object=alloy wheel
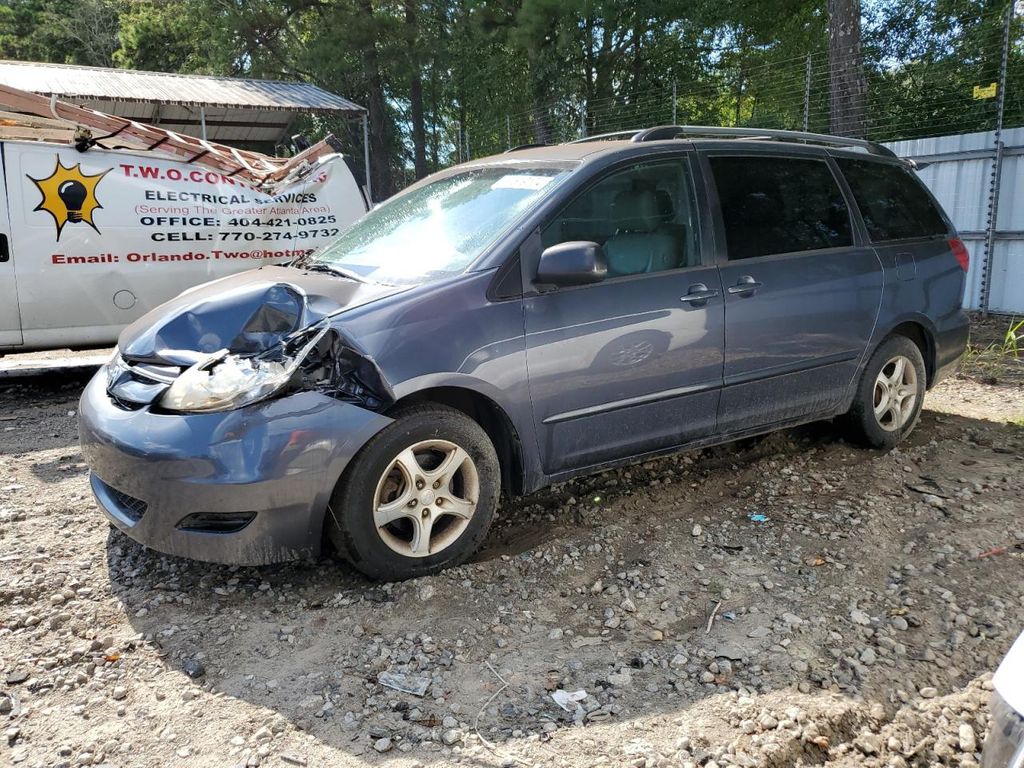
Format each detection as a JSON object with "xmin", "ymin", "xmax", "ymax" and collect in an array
[
  {"xmin": 372, "ymin": 439, "xmax": 479, "ymax": 558},
  {"xmin": 872, "ymin": 355, "xmax": 918, "ymax": 432}
]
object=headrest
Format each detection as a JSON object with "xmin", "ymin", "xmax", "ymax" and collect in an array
[
  {"xmin": 613, "ymin": 189, "xmax": 661, "ymax": 232},
  {"xmin": 654, "ymin": 189, "xmax": 674, "ymax": 222}
]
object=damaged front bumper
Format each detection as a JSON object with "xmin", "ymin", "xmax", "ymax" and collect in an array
[{"xmin": 79, "ymin": 371, "xmax": 392, "ymax": 565}]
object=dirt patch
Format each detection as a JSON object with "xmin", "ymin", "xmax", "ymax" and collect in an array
[{"xmin": 1, "ymin": 368, "xmax": 1022, "ymax": 767}]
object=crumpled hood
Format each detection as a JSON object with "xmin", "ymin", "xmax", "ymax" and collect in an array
[{"xmin": 118, "ymin": 266, "xmax": 403, "ymax": 366}]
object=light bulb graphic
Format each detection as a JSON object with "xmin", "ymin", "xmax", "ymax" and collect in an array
[{"xmin": 58, "ymin": 180, "xmax": 88, "ymax": 222}]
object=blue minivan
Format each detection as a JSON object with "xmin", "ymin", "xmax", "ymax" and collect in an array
[{"xmin": 80, "ymin": 126, "xmax": 970, "ymax": 580}]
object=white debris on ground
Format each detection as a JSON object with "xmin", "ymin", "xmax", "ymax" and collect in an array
[{"xmin": 0, "ymin": 370, "xmax": 1021, "ymax": 767}]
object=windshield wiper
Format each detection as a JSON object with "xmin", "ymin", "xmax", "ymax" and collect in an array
[{"xmin": 300, "ymin": 262, "xmax": 373, "ymax": 284}]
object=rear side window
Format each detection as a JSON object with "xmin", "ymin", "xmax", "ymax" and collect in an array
[
  {"xmin": 836, "ymin": 158, "xmax": 948, "ymax": 242},
  {"xmin": 710, "ymin": 156, "xmax": 852, "ymax": 260}
]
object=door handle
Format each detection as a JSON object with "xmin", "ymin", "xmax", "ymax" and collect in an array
[
  {"xmin": 727, "ymin": 275, "xmax": 762, "ymax": 296},
  {"xmin": 0, "ymin": 234, "xmax": 8, "ymax": 263},
  {"xmin": 680, "ymin": 283, "xmax": 719, "ymax": 304}
]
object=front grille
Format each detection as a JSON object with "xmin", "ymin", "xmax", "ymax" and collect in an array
[{"xmin": 105, "ymin": 484, "xmax": 148, "ymax": 522}]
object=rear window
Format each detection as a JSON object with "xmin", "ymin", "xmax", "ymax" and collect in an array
[
  {"xmin": 836, "ymin": 158, "xmax": 948, "ymax": 242},
  {"xmin": 710, "ymin": 156, "xmax": 853, "ymax": 260}
]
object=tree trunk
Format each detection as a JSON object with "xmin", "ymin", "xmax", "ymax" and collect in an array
[
  {"xmin": 527, "ymin": 47, "xmax": 552, "ymax": 144},
  {"xmin": 828, "ymin": 0, "xmax": 867, "ymax": 138},
  {"xmin": 357, "ymin": 0, "xmax": 394, "ymax": 201},
  {"xmin": 592, "ymin": 24, "xmax": 614, "ymax": 133},
  {"xmin": 405, "ymin": 0, "xmax": 427, "ymax": 179},
  {"xmin": 584, "ymin": 9, "xmax": 594, "ymax": 134}
]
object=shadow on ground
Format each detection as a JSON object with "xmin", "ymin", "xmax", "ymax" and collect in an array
[{"xmin": 97, "ymin": 408, "xmax": 1024, "ymax": 763}]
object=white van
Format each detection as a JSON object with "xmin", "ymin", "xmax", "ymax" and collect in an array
[{"xmin": 0, "ymin": 139, "xmax": 367, "ymax": 352}]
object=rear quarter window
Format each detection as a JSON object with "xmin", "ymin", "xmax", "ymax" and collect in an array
[{"xmin": 836, "ymin": 158, "xmax": 949, "ymax": 242}]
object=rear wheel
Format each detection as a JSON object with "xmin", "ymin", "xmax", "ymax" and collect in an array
[
  {"xmin": 844, "ymin": 335, "xmax": 927, "ymax": 449},
  {"xmin": 327, "ymin": 404, "xmax": 500, "ymax": 581}
]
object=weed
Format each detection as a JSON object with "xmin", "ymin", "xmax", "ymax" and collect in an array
[{"xmin": 1002, "ymin": 317, "xmax": 1024, "ymax": 357}]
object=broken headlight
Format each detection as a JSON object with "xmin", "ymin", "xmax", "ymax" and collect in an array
[{"xmin": 160, "ymin": 325, "xmax": 328, "ymax": 413}]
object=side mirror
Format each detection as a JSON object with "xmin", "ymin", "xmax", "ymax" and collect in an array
[{"xmin": 536, "ymin": 241, "xmax": 607, "ymax": 288}]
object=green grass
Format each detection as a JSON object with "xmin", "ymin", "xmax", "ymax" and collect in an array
[{"xmin": 960, "ymin": 315, "xmax": 1024, "ymax": 386}]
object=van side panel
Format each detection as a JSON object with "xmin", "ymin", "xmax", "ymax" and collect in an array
[
  {"xmin": 0, "ymin": 143, "xmax": 25, "ymax": 346},
  {"xmin": 3, "ymin": 142, "xmax": 366, "ymax": 352}
]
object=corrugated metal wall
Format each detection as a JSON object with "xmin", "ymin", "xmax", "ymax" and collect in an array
[{"xmin": 884, "ymin": 128, "xmax": 1024, "ymax": 314}]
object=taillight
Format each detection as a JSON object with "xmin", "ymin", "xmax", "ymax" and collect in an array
[{"xmin": 949, "ymin": 238, "xmax": 969, "ymax": 272}]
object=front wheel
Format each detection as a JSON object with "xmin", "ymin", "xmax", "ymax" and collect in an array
[
  {"xmin": 843, "ymin": 335, "xmax": 927, "ymax": 449},
  {"xmin": 327, "ymin": 404, "xmax": 500, "ymax": 581}
]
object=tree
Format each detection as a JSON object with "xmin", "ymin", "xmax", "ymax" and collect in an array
[
  {"xmin": 0, "ymin": 0, "xmax": 121, "ymax": 66},
  {"xmin": 828, "ymin": 0, "xmax": 867, "ymax": 137},
  {"xmin": 405, "ymin": 0, "xmax": 428, "ymax": 179}
]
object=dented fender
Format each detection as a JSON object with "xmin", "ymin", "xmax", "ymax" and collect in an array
[{"xmin": 79, "ymin": 371, "xmax": 394, "ymax": 565}]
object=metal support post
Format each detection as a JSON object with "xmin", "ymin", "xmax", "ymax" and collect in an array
[
  {"xmin": 362, "ymin": 113, "xmax": 372, "ymax": 204},
  {"xmin": 672, "ymin": 82, "xmax": 677, "ymax": 125},
  {"xmin": 803, "ymin": 54, "xmax": 812, "ymax": 132},
  {"xmin": 981, "ymin": 3, "xmax": 1014, "ymax": 316}
]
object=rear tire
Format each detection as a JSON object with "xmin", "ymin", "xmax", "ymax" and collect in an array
[
  {"xmin": 327, "ymin": 404, "xmax": 500, "ymax": 581},
  {"xmin": 844, "ymin": 335, "xmax": 927, "ymax": 449}
]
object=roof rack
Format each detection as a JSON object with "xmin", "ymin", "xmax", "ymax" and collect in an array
[
  {"xmin": 568, "ymin": 130, "xmax": 640, "ymax": 144},
  {"xmin": 504, "ymin": 142, "xmax": 549, "ymax": 153},
  {"xmin": 568, "ymin": 124, "xmax": 895, "ymax": 158},
  {"xmin": 634, "ymin": 125, "xmax": 896, "ymax": 157}
]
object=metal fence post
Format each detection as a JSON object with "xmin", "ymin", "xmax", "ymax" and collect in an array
[
  {"xmin": 362, "ymin": 113, "xmax": 372, "ymax": 204},
  {"xmin": 672, "ymin": 81, "xmax": 677, "ymax": 125},
  {"xmin": 981, "ymin": 2, "xmax": 1014, "ymax": 316},
  {"xmin": 803, "ymin": 54, "xmax": 812, "ymax": 132},
  {"xmin": 580, "ymin": 100, "xmax": 587, "ymax": 138},
  {"xmin": 506, "ymin": 115, "xmax": 511, "ymax": 149}
]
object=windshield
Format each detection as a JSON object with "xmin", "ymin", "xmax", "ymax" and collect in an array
[{"xmin": 301, "ymin": 166, "xmax": 571, "ymax": 285}]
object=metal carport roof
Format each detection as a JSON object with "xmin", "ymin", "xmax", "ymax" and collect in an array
[{"xmin": 0, "ymin": 60, "xmax": 365, "ymax": 146}]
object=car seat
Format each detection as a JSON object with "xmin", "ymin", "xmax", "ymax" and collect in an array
[{"xmin": 604, "ymin": 189, "xmax": 680, "ymax": 276}]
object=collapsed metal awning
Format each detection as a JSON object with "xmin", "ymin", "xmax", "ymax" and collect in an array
[
  {"xmin": 0, "ymin": 60, "xmax": 365, "ymax": 146},
  {"xmin": 0, "ymin": 82, "xmax": 346, "ymax": 190}
]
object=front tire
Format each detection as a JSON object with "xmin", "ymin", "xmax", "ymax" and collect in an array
[
  {"xmin": 327, "ymin": 404, "xmax": 500, "ymax": 581},
  {"xmin": 844, "ymin": 335, "xmax": 927, "ymax": 449}
]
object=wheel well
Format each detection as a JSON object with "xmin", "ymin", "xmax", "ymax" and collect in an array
[
  {"xmin": 889, "ymin": 321, "xmax": 936, "ymax": 386},
  {"xmin": 389, "ymin": 387, "xmax": 525, "ymax": 496}
]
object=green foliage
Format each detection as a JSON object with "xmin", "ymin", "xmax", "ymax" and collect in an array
[
  {"xmin": 0, "ymin": 0, "xmax": 121, "ymax": 66},
  {"xmin": 114, "ymin": 0, "xmax": 237, "ymax": 74},
  {"xmin": 1, "ymin": 0, "xmax": 1021, "ymax": 194}
]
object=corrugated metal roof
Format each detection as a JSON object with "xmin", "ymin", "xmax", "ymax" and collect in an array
[{"xmin": 0, "ymin": 60, "xmax": 364, "ymax": 114}]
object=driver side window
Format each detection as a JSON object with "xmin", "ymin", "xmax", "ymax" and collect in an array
[{"xmin": 541, "ymin": 159, "xmax": 700, "ymax": 278}]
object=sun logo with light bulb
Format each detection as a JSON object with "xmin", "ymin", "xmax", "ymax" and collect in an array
[{"xmin": 27, "ymin": 156, "xmax": 111, "ymax": 240}]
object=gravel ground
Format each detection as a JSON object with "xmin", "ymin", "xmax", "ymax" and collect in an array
[{"xmin": 1, "ymin": 366, "xmax": 1022, "ymax": 768}]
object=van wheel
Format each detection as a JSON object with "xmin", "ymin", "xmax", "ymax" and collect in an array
[
  {"xmin": 327, "ymin": 404, "xmax": 500, "ymax": 581},
  {"xmin": 844, "ymin": 335, "xmax": 927, "ymax": 449}
]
